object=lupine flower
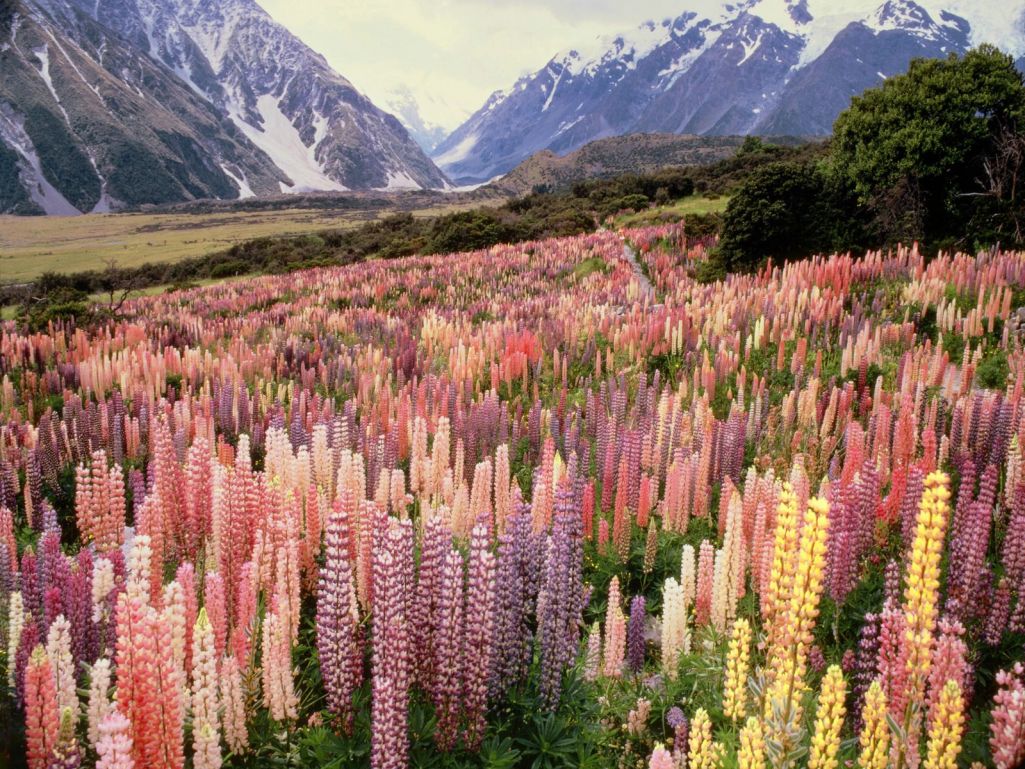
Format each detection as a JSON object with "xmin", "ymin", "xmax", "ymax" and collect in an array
[
  {"xmin": 191, "ymin": 609, "xmax": 221, "ymax": 769},
  {"xmin": 923, "ymin": 679, "xmax": 964, "ymax": 769},
  {"xmin": 626, "ymin": 595, "xmax": 646, "ymax": 673},
  {"xmin": 433, "ymin": 548, "xmax": 464, "ymax": 751},
  {"xmin": 220, "ymin": 654, "xmax": 249, "ymax": 755},
  {"xmin": 87, "ymin": 658, "xmax": 114, "ymax": 748},
  {"xmin": 371, "ymin": 522, "xmax": 413, "ymax": 769},
  {"xmin": 722, "ymin": 617, "xmax": 751, "ymax": 721},
  {"xmin": 463, "ymin": 523, "xmax": 496, "ymax": 750},
  {"xmin": 25, "ymin": 645, "xmax": 59, "ymax": 769},
  {"xmin": 602, "ymin": 576, "xmax": 626, "ymax": 678},
  {"xmin": 859, "ymin": 681, "xmax": 890, "ymax": 769},
  {"xmin": 95, "ymin": 709, "xmax": 133, "ymax": 769},
  {"xmin": 808, "ymin": 665, "xmax": 846, "ymax": 769},
  {"xmin": 316, "ymin": 490, "xmax": 363, "ymax": 732},
  {"xmin": 989, "ymin": 663, "xmax": 1025, "ymax": 769},
  {"xmin": 688, "ymin": 708, "xmax": 713, "ymax": 769},
  {"xmin": 899, "ymin": 472, "xmax": 953, "ymax": 755},
  {"xmin": 649, "ymin": 743, "xmax": 675, "ymax": 769},
  {"xmin": 661, "ymin": 577, "xmax": 689, "ymax": 678},
  {"xmin": 737, "ymin": 717, "xmax": 765, "ymax": 769}
]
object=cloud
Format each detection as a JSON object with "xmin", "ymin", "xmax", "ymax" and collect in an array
[{"xmin": 255, "ymin": 0, "xmax": 686, "ymax": 132}]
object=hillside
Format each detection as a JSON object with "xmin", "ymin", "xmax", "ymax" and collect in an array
[{"xmin": 488, "ymin": 133, "xmax": 808, "ymax": 195}]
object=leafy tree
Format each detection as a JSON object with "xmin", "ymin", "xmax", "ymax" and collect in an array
[
  {"xmin": 716, "ymin": 161, "xmax": 855, "ymax": 272},
  {"xmin": 831, "ymin": 45, "xmax": 1025, "ymax": 247}
]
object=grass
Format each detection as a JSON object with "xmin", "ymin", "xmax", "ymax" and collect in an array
[
  {"xmin": 0, "ymin": 202, "xmax": 477, "ymax": 283},
  {"xmin": 614, "ymin": 195, "xmax": 729, "ymax": 228}
]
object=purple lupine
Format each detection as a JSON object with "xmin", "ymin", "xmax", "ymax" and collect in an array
[
  {"xmin": 827, "ymin": 482, "xmax": 855, "ymax": 604},
  {"xmin": 490, "ymin": 506, "xmax": 538, "ymax": 697},
  {"xmin": 667, "ymin": 707, "xmax": 688, "ymax": 768},
  {"xmin": 536, "ymin": 484, "xmax": 584, "ymax": 709},
  {"xmin": 626, "ymin": 595, "xmax": 646, "ymax": 673},
  {"xmin": 951, "ymin": 458, "xmax": 977, "ymax": 543},
  {"xmin": 899, "ymin": 466, "xmax": 924, "ymax": 547},
  {"xmin": 371, "ymin": 521, "xmax": 413, "ymax": 769},
  {"xmin": 433, "ymin": 547, "xmax": 464, "ymax": 751},
  {"xmin": 947, "ymin": 501, "xmax": 991, "ymax": 620},
  {"xmin": 850, "ymin": 610, "xmax": 881, "ymax": 731},
  {"xmin": 463, "ymin": 523, "xmax": 496, "ymax": 750},
  {"xmin": 316, "ymin": 491, "xmax": 363, "ymax": 733},
  {"xmin": 1003, "ymin": 481, "xmax": 1025, "ymax": 589},
  {"xmin": 65, "ymin": 550, "xmax": 97, "ymax": 671},
  {"xmin": 984, "ymin": 579, "xmax": 1012, "ymax": 646}
]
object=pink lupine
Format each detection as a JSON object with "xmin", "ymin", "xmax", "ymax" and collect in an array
[
  {"xmin": 695, "ymin": 541, "xmax": 714, "ymax": 626},
  {"xmin": 463, "ymin": 523, "xmax": 496, "ymax": 750},
  {"xmin": 95, "ymin": 709, "xmax": 134, "ymax": 769},
  {"xmin": 371, "ymin": 521, "xmax": 413, "ymax": 769},
  {"xmin": 25, "ymin": 645, "xmax": 59, "ymax": 769},
  {"xmin": 433, "ymin": 548, "xmax": 464, "ymax": 751},
  {"xmin": 603, "ymin": 576, "xmax": 626, "ymax": 678},
  {"xmin": 191, "ymin": 609, "xmax": 221, "ymax": 769},
  {"xmin": 989, "ymin": 663, "xmax": 1025, "ymax": 769}
]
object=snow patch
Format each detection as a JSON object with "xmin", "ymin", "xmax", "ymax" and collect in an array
[
  {"xmin": 229, "ymin": 94, "xmax": 346, "ymax": 193},
  {"xmin": 433, "ymin": 131, "xmax": 479, "ymax": 168},
  {"xmin": 542, "ymin": 66, "xmax": 564, "ymax": 113},
  {"xmin": 737, "ymin": 30, "xmax": 766, "ymax": 65},
  {"xmin": 33, "ymin": 46, "xmax": 71, "ymax": 126},
  {"xmin": 220, "ymin": 163, "xmax": 255, "ymax": 199},
  {"xmin": 380, "ymin": 170, "xmax": 422, "ymax": 191},
  {"xmin": 0, "ymin": 106, "xmax": 80, "ymax": 215}
]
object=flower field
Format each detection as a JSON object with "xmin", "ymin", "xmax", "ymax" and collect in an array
[{"xmin": 1, "ymin": 224, "xmax": 1024, "ymax": 769}]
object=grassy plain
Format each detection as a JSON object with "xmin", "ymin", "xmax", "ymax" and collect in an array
[{"xmin": 0, "ymin": 202, "xmax": 474, "ymax": 283}]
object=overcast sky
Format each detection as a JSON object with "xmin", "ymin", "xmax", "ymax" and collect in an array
[{"xmin": 256, "ymin": 0, "xmax": 687, "ymax": 131}]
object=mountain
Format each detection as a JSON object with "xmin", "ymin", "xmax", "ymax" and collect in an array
[
  {"xmin": 490, "ymin": 133, "xmax": 755, "ymax": 196},
  {"xmin": 433, "ymin": 0, "xmax": 1025, "ymax": 185},
  {"xmin": 381, "ymin": 86, "xmax": 452, "ymax": 154},
  {"xmin": 0, "ymin": 0, "xmax": 448, "ymax": 215}
]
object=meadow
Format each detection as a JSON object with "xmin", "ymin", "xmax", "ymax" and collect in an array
[
  {"xmin": 0, "ymin": 201, "xmax": 477, "ymax": 283},
  {"xmin": 0, "ymin": 220, "xmax": 1023, "ymax": 769}
]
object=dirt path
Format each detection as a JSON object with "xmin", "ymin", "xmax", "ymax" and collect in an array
[{"xmin": 622, "ymin": 241, "xmax": 655, "ymax": 300}]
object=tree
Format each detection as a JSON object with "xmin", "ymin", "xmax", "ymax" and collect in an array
[
  {"xmin": 831, "ymin": 45, "xmax": 1025, "ymax": 247},
  {"xmin": 716, "ymin": 161, "xmax": 854, "ymax": 273}
]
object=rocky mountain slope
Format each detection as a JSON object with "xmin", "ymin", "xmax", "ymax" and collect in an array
[
  {"xmin": 434, "ymin": 0, "xmax": 1025, "ymax": 185},
  {"xmin": 0, "ymin": 0, "xmax": 448, "ymax": 215}
]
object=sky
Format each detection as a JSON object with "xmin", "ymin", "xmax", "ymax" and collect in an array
[{"xmin": 256, "ymin": 0, "xmax": 688, "ymax": 132}]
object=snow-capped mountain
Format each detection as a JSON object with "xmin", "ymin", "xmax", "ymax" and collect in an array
[
  {"xmin": 433, "ymin": 0, "xmax": 1025, "ymax": 185},
  {"xmin": 382, "ymin": 86, "xmax": 457, "ymax": 154},
  {"xmin": 0, "ymin": 0, "xmax": 448, "ymax": 214}
]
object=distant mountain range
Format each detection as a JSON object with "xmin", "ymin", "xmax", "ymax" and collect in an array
[
  {"xmin": 432, "ymin": 0, "xmax": 1025, "ymax": 185},
  {"xmin": 0, "ymin": 0, "xmax": 448, "ymax": 214}
]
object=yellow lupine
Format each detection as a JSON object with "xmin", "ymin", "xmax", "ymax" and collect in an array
[
  {"xmin": 723, "ymin": 618, "xmax": 752, "ymax": 721},
  {"xmin": 900, "ymin": 472, "xmax": 952, "ymax": 759},
  {"xmin": 859, "ymin": 681, "xmax": 891, "ymax": 769},
  {"xmin": 763, "ymin": 484, "xmax": 799, "ymax": 641},
  {"xmin": 738, "ymin": 717, "xmax": 766, "ymax": 769},
  {"xmin": 923, "ymin": 680, "xmax": 965, "ymax": 769},
  {"xmin": 808, "ymin": 665, "xmax": 847, "ymax": 769},
  {"xmin": 688, "ymin": 708, "xmax": 714, "ymax": 769},
  {"xmin": 763, "ymin": 495, "xmax": 831, "ymax": 723}
]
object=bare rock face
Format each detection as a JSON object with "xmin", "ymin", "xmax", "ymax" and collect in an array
[{"xmin": 433, "ymin": 0, "xmax": 1013, "ymax": 186}]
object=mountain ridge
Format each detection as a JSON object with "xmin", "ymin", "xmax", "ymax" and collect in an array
[
  {"xmin": 433, "ymin": 0, "xmax": 1025, "ymax": 185},
  {"xmin": 0, "ymin": 0, "xmax": 448, "ymax": 215}
]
